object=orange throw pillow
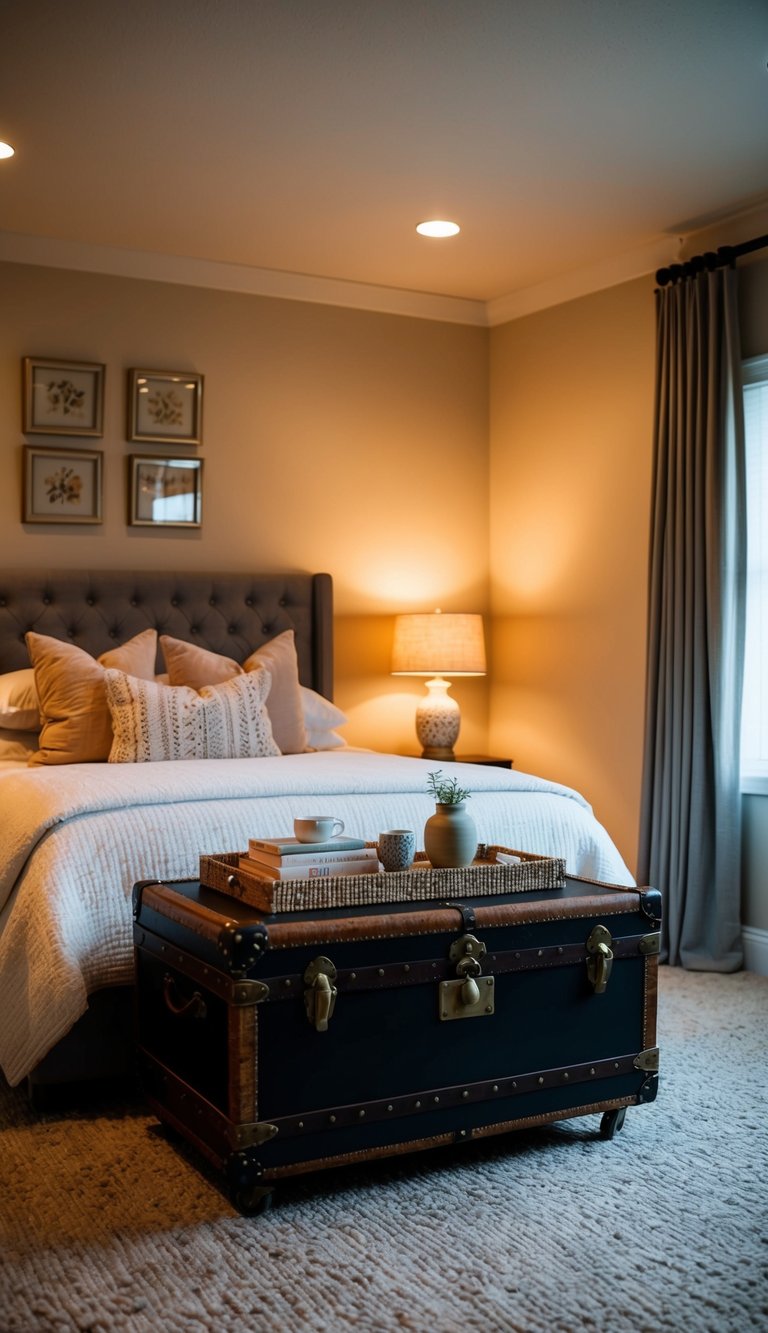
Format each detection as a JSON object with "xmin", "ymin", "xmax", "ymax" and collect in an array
[{"xmin": 26, "ymin": 629, "xmax": 158, "ymax": 765}]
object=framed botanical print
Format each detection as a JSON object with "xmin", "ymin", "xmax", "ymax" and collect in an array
[
  {"xmin": 128, "ymin": 455, "xmax": 203, "ymax": 528},
  {"xmin": 23, "ymin": 446, "xmax": 103, "ymax": 524},
  {"xmin": 22, "ymin": 357, "xmax": 105, "ymax": 437},
  {"xmin": 128, "ymin": 369, "xmax": 203, "ymax": 445}
]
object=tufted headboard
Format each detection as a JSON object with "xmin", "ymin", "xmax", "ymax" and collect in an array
[{"xmin": 0, "ymin": 569, "xmax": 334, "ymax": 698}]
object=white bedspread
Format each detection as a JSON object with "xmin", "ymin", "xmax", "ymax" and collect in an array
[{"xmin": 0, "ymin": 752, "xmax": 633, "ymax": 1085}]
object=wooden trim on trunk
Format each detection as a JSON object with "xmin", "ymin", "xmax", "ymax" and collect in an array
[
  {"xmin": 264, "ymin": 891, "xmax": 643, "ymax": 949},
  {"xmin": 141, "ymin": 883, "xmax": 235, "ymax": 944},
  {"xmin": 228, "ymin": 1004, "xmax": 258, "ymax": 1124},
  {"xmin": 643, "ymin": 955, "xmax": 659, "ymax": 1052}
]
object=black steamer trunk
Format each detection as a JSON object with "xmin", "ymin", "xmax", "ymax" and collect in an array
[{"xmin": 133, "ymin": 875, "xmax": 660, "ymax": 1213}]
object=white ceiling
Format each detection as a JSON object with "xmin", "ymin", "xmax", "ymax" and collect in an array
[{"xmin": 1, "ymin": 0, "xmax": 767, "ymax": 319}]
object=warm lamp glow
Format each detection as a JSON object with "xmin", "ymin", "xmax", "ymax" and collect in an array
[
  {"xmin": 392, "ymin": 611, "xmax": 485, "ymax": 759},
  {"xmin": 391, "ymin": 611, "xmax": 486, "ymax": 676},
  {"xmin": 0, "ymin": 141, "xmax": 15, "ymax": 160}
]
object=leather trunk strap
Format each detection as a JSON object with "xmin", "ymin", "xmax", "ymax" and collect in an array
[{"xmin": 263, "ymin": 932, "xmax": 649, "ymax": 1000}]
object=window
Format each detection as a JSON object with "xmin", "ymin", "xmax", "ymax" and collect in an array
[{"xmin": 741, "ymin": 355, "xmax": 768, "ymax": 791}]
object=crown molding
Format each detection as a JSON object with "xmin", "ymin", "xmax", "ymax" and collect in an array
[
  {"xmin": 0, "ymin": 229, "xmax": 488, "ymax": 327},
  {"xmin": 486, "ymin": 236, "xmax": 683, "ymax": 326},
  {"xmin": 3, "ymin": 227, "xmax": 750, "ymax": 328}
]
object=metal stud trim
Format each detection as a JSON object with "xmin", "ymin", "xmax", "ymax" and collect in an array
[{"xmin": 270, "ymin": 1051, "xmax": 645, "ymax": 1141}]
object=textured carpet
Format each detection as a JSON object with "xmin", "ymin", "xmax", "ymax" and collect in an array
[{"xmin": 1, "ymin": 967, "xmax": 766, "ymax": 1333}]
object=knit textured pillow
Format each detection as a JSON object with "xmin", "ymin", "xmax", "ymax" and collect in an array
[
  {"xmin": 104, "ymin": 666, "xmax": 281, "ymax": 763},
  {"xmin": 160, "ymin": 629, "xmax": 307, "ymax": 753}
]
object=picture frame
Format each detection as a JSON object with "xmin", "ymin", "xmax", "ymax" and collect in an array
[
  {"xmin": 128, "ymin": 455, "xmax": 203, "ymax": 528},
  {"xmin": 22, "ymin": 357, "xmax": 105, "ymax": 437},
  {"xmin": 127, "ymin": 368, "xmax": 203, "ymax": 445},
  {"xmin": 23, "ymin": 446, "xmax": 103, "ymax": 524}
]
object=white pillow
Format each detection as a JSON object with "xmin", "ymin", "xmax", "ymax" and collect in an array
[
  {"xmin": 305, "ymin": 727, "xmax": 347, "ymax": 751},
  {"xmin": 299, "ymin": 685, "xmax": 347, "ymax": 729},
  {"xmin": 104, "ymin": 667, "xmax": 281, "ymax": 763},
  {"xmin": 299, "ymin": 685, "xmax": 348, "ymax": 750},
  {"xmin": 0, "ymin": 669, "xmax": 41, "ymax": 730}
]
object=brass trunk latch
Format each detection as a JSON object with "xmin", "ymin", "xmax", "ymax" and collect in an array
[
  {"xmin": 440, "ymin": 933, "xmax": 495, "ymax": 1021},
  {"xmin": 304, "ymin": 956, "xmax": 338, "ymax": 1031},
  {"xmin": 586, "ymin": 924, "xmax": 614, "ymax": 994}
]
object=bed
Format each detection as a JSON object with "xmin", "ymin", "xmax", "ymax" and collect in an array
[{"xmin": 0, "ymin": 568, "xmax": 633, "ymax": 1096}]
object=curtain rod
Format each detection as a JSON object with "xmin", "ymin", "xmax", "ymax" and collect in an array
[{"xmin": 655, "ymin": 232, "xmax": 768, "ymax": 286}]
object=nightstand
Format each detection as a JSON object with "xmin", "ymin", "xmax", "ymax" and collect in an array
[{"xmin": 454, "ymin": 755, "xmax": 513, "ymax": 769}]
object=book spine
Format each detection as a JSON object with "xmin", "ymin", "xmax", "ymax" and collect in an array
[
  {"xmin": 247, "ymin": 846, "xmax": 378, "ymax": 869},
  {"xmin": 239, "ymin": 856, "xmax": 380, "ymax": 882}
]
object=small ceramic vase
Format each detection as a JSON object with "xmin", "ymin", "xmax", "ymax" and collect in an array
[{"xmin": 424, "ymin": 802, "xmax": 477, "ymax": 868}]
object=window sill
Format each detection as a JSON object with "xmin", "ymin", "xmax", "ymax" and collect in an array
[{"xmin": 741, "ymin": 775, "xmax": 768, "ymax": 797}]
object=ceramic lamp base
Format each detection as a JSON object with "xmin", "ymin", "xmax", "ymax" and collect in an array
[{"xmin": 415, "ymin": 677, "xmax": 460, "ymax": 762}]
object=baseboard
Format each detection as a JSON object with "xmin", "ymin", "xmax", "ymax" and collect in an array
[{"xmin": 742, "ymin": 926, "xmax": 768, "ymax": 976}]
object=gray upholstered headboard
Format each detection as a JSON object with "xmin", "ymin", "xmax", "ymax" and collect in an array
[{"xmin": 0, "ymin": 570, "xmax": 334, "ymax": 698}]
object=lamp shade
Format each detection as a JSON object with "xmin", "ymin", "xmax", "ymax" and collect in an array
[{"xmin": 391, "ymin": 612, "xmax": 486, "ymax": 677}]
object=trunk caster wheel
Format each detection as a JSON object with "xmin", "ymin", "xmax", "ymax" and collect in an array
[
  {"xmin": 600, "ymin": 1106, "xmax": 627, "ymax": 1140},
  {"xmin": 231, "ymin": 1183, "xmax": 273, "ymax": 1216},
  {"xmin": 225, "ymin": 1152, "xmax": 273, "ymax": 1215}
]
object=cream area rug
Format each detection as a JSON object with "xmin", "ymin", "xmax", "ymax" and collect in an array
[{"xmin": 1, "ymin": 967, "xmax": 766, "ymax": 1333}]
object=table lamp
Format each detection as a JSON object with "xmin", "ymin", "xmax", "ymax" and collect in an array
[{"xmin": 391, "ymin": 610, "xmax": 486, "ymax": 760}]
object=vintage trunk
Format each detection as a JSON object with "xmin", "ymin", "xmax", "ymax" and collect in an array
[{"xmin": 132, "ymin": 873, "xmax": 660, "ymax": 1213}]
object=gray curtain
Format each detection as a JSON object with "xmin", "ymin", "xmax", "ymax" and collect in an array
[{"xmin": 638, "ymin": 266, "xmax": 746, "ymax": 970}]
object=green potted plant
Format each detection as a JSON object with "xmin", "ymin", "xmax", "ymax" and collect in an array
[{"xmin": 424, "ymin": 770, "xmax": 477, "ymax": 868}]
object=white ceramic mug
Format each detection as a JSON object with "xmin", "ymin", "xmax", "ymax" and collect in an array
[
  {"xmin": 293, "ymin": 815, "xmax": 345, "ymax": 844},
  {"xmin": 377, "ymin": 829, "xmax": 416, "ymax": 872}
]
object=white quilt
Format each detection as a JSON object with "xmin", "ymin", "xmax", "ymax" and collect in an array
[{"xmin": 0, "ymin": 751, "xmax": 633, "ymax": 1085}]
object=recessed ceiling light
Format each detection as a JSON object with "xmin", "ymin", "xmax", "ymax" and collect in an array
[
  {"xmin": 416, "ymin": 219, "xmax": 460, "ymax": 238},
  {"xmin": 0, "ymin": 141, "xmax": 15, "ymax": 160}
]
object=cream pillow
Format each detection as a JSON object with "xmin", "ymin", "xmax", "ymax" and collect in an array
[
  {"xmin": 299, "ymin": 685, "xmax": 348, "ymax": 750},
  {"xmin": 160, "ymin": 630, "xmax": 307, "ymax": 753},
  {"xmin": 0, "ymin": 668, "xmax": 40, "ymax": 730},
  {"xmin": 305, "ymin": 728, "xmax": 347, "ymax": 751},
  {"xmin": 26, "ymin": 629, "xmax": 158, "ymax": 765},
  {"xmin": 299, "ymin": 685, "xmax": 347, "ymax": 730},
  {"xmin": 104, "ymin": 666, "xmax": 281, "ymax": 763}
]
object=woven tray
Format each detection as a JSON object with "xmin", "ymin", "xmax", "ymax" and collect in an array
[{"xmin": 199, "ymin": 845, "xmax": 566, "ymax": 914}]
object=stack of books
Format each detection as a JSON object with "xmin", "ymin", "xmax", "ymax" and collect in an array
[{"xmin": 240, "ymin": 834, "xmax": 380, "ymax": 882}]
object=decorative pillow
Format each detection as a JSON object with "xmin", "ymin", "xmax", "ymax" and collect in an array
[
  {"xmin": 159, "ymin": 637, "xmax": 240, "ymax": 689},
  {"xmin": 299, "ymin": 685, "xmax": 348, "ymax": 750},
  {"xmin": 104, "ymin": 666, "xmax": 281, "ymax": 763},
  {"xmin": 299, "ymin": 685, "xmax": 347, "ymax": 731},
  {"xmin": 26, "ymin": 629, "xmax": 159, "ymax": 766},
  {"xmin": 0, "ymin": 668, "xmax": 40, "ymax": 730},
  {"xmin": 305, "ymin": 727, "xmax": 347, "ymax": 751},
  {"xmin": 160, "ymin": 629, "xmax": 307, "ymax": 754},
  {"xmin": 0, "ymin": 727, "xmax": 40, "ymax": 763}
]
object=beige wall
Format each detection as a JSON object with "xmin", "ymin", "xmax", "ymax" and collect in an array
[
  {"xmin": 488, "ymin": 277, "xmax": 656, "ymax": 874},
  {"xmin": 0, "ymin": 260, "xmax": 489, "ymax": 749},
  {"xmin": 4, "ymin": 254, "xmax": 765, "ymax": 933}
]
